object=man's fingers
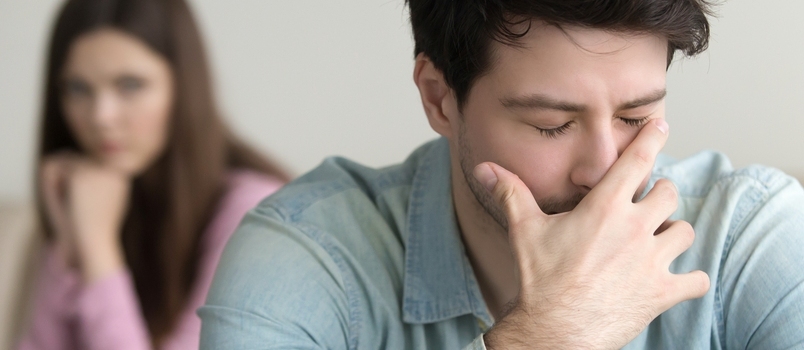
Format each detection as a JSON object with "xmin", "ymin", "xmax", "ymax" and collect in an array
[
  {"xmin": 664, "ymin": 270, "xmax": 711, "ymax": 309},
  {"xmin": 594, "ymin": 119, "xmax": 669, "ymax": 201},
  {"xmin": 654, "ymin": 219, "xmax": 709, "ymax": 309},
  {"xmin": 654, "ymin": 220, "xmax": 696, "ymax": 263},
  {"xmin": 473, "ymin": 162, "xmax": 545, "ymax": 229},
  {"xmin": 639, "ymin": 178, "xmax": 679, "ymax": 225}
]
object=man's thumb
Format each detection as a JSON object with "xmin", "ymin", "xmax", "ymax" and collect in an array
[{"xmin": 473, "ymin": 162, "xmax": 543, "ymax": 228}]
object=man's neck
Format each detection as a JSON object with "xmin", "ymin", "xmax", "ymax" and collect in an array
[{"xmin": 450, "ymin": 156, "xmax": 519, "ymax": 320}]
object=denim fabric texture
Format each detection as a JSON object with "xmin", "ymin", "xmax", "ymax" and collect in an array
[{"xmin": 199, "ymin": 138, "xmax": 804, "ymax": 349}]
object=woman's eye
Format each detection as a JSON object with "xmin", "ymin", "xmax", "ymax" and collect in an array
[
  {"xmin": 63, "ymin": 80, "xmax": 91, "ymax": 97},
  {"xmin": 620, "ymin": 116, "xmax": 650, "ymax": 127},
  {"xmin": 536, "ymin": 122, "xmax": 573, "ymax": 139},
  {"xmin": 117, "ymin": 77, "xmax": 144, "ymax": 92}
]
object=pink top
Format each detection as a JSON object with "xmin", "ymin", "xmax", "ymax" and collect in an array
[{"xmin": 17, "ymin": 170, "xmax": 284, "ymax": 350}]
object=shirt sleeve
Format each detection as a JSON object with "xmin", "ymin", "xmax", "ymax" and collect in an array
[
  {"xmin": 73, "ymin": 270, "xmax": 152, "ymax": 350},
  {"xmin": 463, "ymin": 335, "xmax": 488, "ymax": 350},
  {"xmin": 16, "ymin": 247, "xmax": 79, "ymax": 350},
  {"xmin": 19, "ymin": 172, "xmax": 282, "ymax": 350},
  {"xmin": 198, "ymin": 211, "xmax": 352, "ymax": 349},
  {"xmin": 719, "ymin": 174, "xmax": 804, "ymax": 349},
  {"xmin": 16, "ymin": 247, "xmax": 151, "ymax": 350}
]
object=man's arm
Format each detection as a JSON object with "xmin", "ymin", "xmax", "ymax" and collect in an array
[
  {"xmin": 719, "ymin": 173, "xmax": 804, "ymax": 349},
  {"xmin": 199, "ymin": 211, "xmax": 351, "ymax": 349}
]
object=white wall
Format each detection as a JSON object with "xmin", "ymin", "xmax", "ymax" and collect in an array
[
  {"xmin": 1, "ymin": 0, "xmax": 802, "ymax": 202},
  {"xmin": 664, "ymin": 0, "xmax": 804, "ymax": 174},
  {"xmin": 0, "ymin": 0, "xmax": 64, "ymax": 202}
]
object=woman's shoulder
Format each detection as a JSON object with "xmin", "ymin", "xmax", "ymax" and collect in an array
[
  {"xmin": 225, "ymin": 168, "xmax": 285, "ymax": 200},
  {"xmin": 203, "ymin": 169, "xmax": 286, "ymax": 248}
]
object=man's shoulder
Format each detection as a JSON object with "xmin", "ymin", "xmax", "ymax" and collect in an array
[
  {"xmin": 652, "ymin": 150, "xmax": 803, "ymax": 261},
  {"xmin": 255, "ymin": 140, "xmax": 440, "ymax": 224},
  {"xmin": 202, "ymin": 141, "xmax": 450, "ymax": 348},
  {"xmin": 653, "ymin": 150, "xmax": 802, "ymax": 200},
  {"xmin": 224, "ymin": 139, "xmax": 445, "ymax": 281},
  {"xmin": 637, "ymin": 153, "xmax": 804, "ymax": 349}
]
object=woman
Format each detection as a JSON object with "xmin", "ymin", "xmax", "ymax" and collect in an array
[{"xmin": 16, "ymin": 0, "xmax": 289, "ymax": 348}]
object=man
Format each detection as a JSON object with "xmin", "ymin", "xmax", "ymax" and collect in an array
[{"xmin": 199, "ymin": 1, "xmax": 804, "ymax": 348}]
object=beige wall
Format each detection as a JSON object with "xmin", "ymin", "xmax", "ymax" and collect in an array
[{"xmin": 1, "ymin": 0, "xmax": 803, "ymax": 203}]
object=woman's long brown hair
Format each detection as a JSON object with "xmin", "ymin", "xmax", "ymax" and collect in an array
[{"xmin": 36, "ymin": 0, "xmax": 290, "ymax": 345}]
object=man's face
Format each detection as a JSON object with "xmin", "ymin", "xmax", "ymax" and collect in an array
[{"xmin": 454, "ymin": 22, "xmax": 668, "ymax": 225}]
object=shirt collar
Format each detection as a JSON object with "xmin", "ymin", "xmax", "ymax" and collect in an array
[{"xmin": 402, "ymin": 138, "xmax": 494, "ymax": 326}]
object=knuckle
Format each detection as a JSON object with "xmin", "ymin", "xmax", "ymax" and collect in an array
[
  {"xmin": 655, "ymin": 179, "xmax": 679, "ymax": 203},
  {"xmin": 687, "ymin": 271, "xmax": 711, "ymax": 297},
  {"xmin": 675, "ymin": 221, "xmax": 696, "ymax": 248},
  {"xmin": 495, "ymin": 183, "xmax": 516, "ymax": 209},
  {"xmin": 631, "ymin": 148, "xmax": 654, "ymax": 168},
  {"xmin": 495, "ymin": 184, "xmax": 519, "ymax": 219},
  {"xmin": 696, "ymin": 271, "xmax": 712, "ymax": 294}
]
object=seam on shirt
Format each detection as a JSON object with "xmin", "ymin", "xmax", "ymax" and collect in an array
[
  {"xmin": 200, "ymin": 305, "xmax": 331, "ymax": 347},
  {"xmin": 262, "ymin": 180, "xmax": 353, "ymax": 221},
  {"xmin": 263, "ymin": 179, "xmax": 415, "ymax": 226},
  {"xmin": 240, "ymin": 206, "xmax": 361, "ymax": 348},
  {"xmin": 744, "ymin": 278, "xmax": 804, "ymax": 348},
  {"xmin": 292, "ymin": 222, "xmax": 363, "ymax": 350},
  {"xmin": 713, "ymin": 175, "xmax": 770, "ymax": 348}
]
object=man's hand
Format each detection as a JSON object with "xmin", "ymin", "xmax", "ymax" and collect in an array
[{"xmin": 475, "ymin": 119, "xmax": 710, "ymax": 349}]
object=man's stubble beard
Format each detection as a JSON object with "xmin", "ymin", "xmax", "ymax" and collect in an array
[{"xmin": 457, "ymin": 120, "xmax": 585, "ymax": 232}]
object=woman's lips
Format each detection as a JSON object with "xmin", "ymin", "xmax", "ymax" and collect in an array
[{"xmin": 100, "ymin": 141, "xmax": 123, "ymax": 154}]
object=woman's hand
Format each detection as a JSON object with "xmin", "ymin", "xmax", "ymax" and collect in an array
[{"xmin": 40, "ymin": 153, "xmax": 131, "ymax": 283}]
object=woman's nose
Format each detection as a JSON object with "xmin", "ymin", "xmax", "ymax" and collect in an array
[{"xmin": 90, "ymin": 92, "xmax": 121, "ymax": 129}]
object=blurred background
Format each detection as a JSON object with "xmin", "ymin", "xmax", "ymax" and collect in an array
[
  {"xmin": 0, "ymin": 0, "xmax": 802, "ymax": 347},
  {"xmin": 1, "ymin": 0, "xmax": 803, "ymax": 204}
]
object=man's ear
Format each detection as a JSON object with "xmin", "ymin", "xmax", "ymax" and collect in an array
[{"xmin": 413, "ymin": 53, "xmax": 458, "ymax": 138}]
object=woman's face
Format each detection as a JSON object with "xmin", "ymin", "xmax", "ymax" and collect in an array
[{"xmin": 60, "ymin": 28, "xmax": 174, "ymax": 175}]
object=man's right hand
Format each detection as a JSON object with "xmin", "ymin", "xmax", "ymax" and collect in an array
[{"xmin": 474, "ymin": 119, "xmax": 710, "ymax": 349}]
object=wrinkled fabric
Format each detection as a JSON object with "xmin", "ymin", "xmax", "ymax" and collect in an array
[{"xmin": 200, "ymin": 138, "xmax": 804, "ymax": 349}]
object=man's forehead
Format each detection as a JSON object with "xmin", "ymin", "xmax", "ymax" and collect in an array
[
  {"xmin": 469, "ymin": 22, "xmax": 668, "ymax": 111},
  {"xmin": 491, "ymin": 20, "xmax": 669, "ymax": 63}
]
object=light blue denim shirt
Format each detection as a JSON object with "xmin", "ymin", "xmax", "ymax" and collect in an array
[{"xmin": 199, "ymin": 138, "xmax": 804, "ymax": 349}]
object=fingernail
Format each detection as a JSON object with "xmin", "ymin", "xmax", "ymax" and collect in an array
[
  {"xmin": 473, "ymin": 163, "xmax": 498, "ymax": 192},
  {"xmin": 655, "ymin": 119, "xmax": 669, "ymax": 134}
]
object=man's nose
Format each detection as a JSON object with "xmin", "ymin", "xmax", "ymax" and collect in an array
[{"xmin": 569, "ymin": 128, "xmax": 620, "ymax": 192}]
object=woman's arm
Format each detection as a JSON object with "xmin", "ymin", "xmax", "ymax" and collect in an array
[
  {"xmin": 17, "ymin": 247, "xmax": 152, "ymax": 350},
  {"xmin": 72, "ymin": 269, "xmax": 152, "ymax": 350},
  {"xmin": 19, "ymin": 156, "xmax": 152, "ymax": 350},
  {"xmin": 16, "ymin": 247, "xmax": 77, "ymax": 350}
]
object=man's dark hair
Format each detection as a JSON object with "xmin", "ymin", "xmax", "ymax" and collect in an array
[{"xmin": 406, "ymin": 0, "xmax": 715, "ymax": 108}]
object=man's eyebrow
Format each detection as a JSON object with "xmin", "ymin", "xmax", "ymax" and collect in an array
[
  {"xmin": 618, "ymin": 89, "xmax": 667, "ymax": 110},
  {"xmin": 500, "ymin": 94, "xmax": 586, "ymax": 112},
  {"xmin": 499, "ymin": 88, "xmax": 667, "ymax": 113}
]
